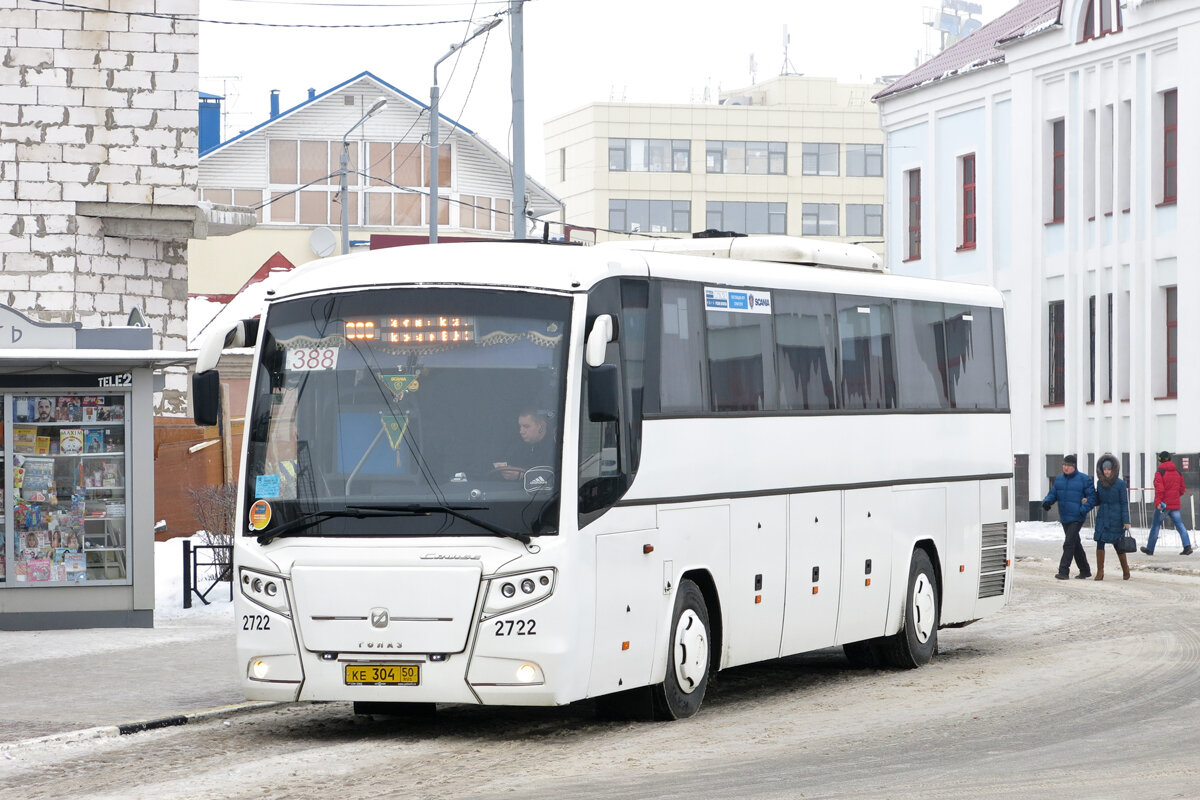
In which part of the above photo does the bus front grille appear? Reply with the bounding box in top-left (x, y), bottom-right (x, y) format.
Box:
top-left (978, 521), bottom-right (1009, 598)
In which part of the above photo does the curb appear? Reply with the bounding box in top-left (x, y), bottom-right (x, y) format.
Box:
top-left (0, 701), bottom-right (281, 753)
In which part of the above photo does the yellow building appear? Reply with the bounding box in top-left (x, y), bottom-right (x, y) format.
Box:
top-left (543, 75), bottom-right (887, 256)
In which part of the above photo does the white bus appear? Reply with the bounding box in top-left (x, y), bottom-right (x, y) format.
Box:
top-left (194, 235), bottom-right (1012, 720)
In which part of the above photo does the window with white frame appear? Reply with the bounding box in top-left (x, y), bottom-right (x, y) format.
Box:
top-left (802, 143), bottom-right (839, 176)
top-left (846, 204), bottom-right (881, 237)
top-left (846, 144), bottom-right (883, 177)
top-left (801, 203), bottom-right (839, 236)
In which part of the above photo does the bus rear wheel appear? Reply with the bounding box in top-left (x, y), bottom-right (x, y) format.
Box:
top-left (878, 548), bottom-right (939, 669)
top-left (651, 579), bottom-right (711, 720)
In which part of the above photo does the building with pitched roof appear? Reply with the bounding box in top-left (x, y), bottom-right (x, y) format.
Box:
top-left (190, 71), bottom-right (562, 296)
top-left (875, 0), bottom-right (1200, 522)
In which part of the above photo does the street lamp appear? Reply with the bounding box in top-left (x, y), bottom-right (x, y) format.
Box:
top-left (430, 16), bottom-right (503, 243)
top-left (340, 96), bottom-right (388, 255)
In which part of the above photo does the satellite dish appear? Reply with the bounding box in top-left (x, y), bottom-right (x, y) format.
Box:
top-left (310, 226), bottom-right (337, 257)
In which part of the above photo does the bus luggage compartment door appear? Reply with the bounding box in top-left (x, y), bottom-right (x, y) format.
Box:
top-left (835, 487), bottom-right (893, 645)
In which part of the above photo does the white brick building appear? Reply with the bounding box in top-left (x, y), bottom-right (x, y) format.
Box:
top-left (0, 0), bottom-right (245, 411)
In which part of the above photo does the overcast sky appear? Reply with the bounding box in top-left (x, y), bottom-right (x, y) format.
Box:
top-left (199, 0), bottom-right (1019, 182)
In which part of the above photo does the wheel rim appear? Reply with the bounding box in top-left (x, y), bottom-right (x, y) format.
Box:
top-left (672, 609), bottom-right (708, 693)
top-left (911, 572), bottom-right (936, 643)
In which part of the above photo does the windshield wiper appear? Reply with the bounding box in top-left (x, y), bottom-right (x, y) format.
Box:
top-left (348, 503), bottom-right (531, 545)
top-left (256, 508), bottom-right (406, 546)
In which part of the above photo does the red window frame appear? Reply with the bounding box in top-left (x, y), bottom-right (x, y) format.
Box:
top-left (905, 168), bottom-right (921, 261)
top-left (1051, 121), bottom-right (1065, 223)
top-left (960, 153), bottom-right (976, 250)
top-left (1163, 89), bottom-right (1178, 205)
top-left (1166, 286), bottom-right (1178, 398)
top-left (1079, 0), bottom-right (1123, 43)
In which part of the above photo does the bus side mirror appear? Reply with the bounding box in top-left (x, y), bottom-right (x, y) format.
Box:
top-left (588, 364), bottom-right (619, 422)
top-left (586, 313), bottom-right (614, 368)
top-left (193, 369), bottom-right (221, 427)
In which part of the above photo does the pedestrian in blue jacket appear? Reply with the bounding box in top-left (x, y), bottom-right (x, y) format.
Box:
top-left (1091, 453), bottom-right (1131, 580)
top-left (1042, 454), bottom-right (1096, 580)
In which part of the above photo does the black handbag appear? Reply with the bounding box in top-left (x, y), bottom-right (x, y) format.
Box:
top-left (1116, 531), bottom-right (1137, 554)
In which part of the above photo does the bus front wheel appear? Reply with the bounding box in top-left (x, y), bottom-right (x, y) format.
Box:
top-left (651, 579), bottom-right (711, 720)
top-left (878, 548), bottom-right (940, 669)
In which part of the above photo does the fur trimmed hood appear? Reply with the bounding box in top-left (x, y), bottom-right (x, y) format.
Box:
top-left (1097, 453), bottom-right (1121, 489)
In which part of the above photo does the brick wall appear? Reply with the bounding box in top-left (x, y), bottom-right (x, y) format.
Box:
top-left (0, 0), bottom-right (198, 412)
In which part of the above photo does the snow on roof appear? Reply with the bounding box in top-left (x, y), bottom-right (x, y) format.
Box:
top-left (874, 0), bottom-right (1061, 101)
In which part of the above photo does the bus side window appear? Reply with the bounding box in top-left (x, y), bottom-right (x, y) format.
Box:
top-left (579, 351), bottom-right (624, 516)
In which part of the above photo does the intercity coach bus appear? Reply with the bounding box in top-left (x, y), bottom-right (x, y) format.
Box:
top-left (193, 235), bottom-right (1013, 720)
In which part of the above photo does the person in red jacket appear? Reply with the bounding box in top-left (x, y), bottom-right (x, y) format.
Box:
top-left (1141, 451), bottom-right (1194, 556)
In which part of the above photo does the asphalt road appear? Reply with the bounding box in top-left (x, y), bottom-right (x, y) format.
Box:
top-left (3, 542), bottom-right (1198, 800)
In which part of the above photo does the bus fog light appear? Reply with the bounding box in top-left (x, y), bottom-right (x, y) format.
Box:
top-left (252, 659), bottom-right (270, 679)
top-left (516, 663), bottom-right (538, 683)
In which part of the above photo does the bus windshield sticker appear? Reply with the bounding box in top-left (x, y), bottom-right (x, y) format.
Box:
top-left (382, 373), bottom-right (420, 398)
top-left (248, 499), bottom-right (272, 531)
top-left (255, 474), bottom-right (281, 499)
top-left (704, 287), bottom-right (772, 315)
top-left (287, 346), bottom-right (340, 372)
top-left (381, 414), bottom-right (410, 450)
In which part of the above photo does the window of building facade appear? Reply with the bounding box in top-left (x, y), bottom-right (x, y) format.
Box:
top-left (1163, 89), bottom-right (1178, 205)
top-left (802, 143), bottom-right (839, 176)
top-left (705, 202), bottom-right (785, 235)
top-left (266, 138), bottom-right (446, 227)
top-left (609, 199), bottom-right (690, 233)
top-left (905, 168), bottom-right (921, 261)
top-left (801, 203), bottom-right (839, 236)
top-left (1106, 293), bottom-right (1114, 401)
top-left (1078, 0), bottom-right (1122, 42)
top-left (609, 139), bottom-right (690, 172)
top-left (1048, 300), bottom-right (1065, 406)
top-left (1050, 120), bottom-right (1065, 222)
top-left (846, 144), bottom-right (883, 177)
top-left (706, 141), bottom-right (785, 175)
top-left (959, 153), bottom-right (976, 249)
top-left (1089, 295), bottom-right (1096, 403)
top-left (1166, 286), bottom-right (1178, 398)
top-left (846, 204), bottom-right (882, 237)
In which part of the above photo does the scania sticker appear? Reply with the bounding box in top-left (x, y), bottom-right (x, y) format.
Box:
top-left (248, 499), bottom-right (272, 531)
top-left (704, 286), bottom-right (772, 315)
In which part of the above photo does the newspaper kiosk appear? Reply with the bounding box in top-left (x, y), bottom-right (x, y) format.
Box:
top-left (0, 305), bottom-right (192, 630)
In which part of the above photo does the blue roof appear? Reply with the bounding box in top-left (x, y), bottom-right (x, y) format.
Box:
top-left (199, 91), bottom-right (223, 101)
top-left (200, 71), bottom-right (474, 158)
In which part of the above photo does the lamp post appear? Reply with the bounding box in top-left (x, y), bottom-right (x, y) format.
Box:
top-left (340, 96), bottom-right (388, 255)
top-left (430, 16), bottom-right (503, 243)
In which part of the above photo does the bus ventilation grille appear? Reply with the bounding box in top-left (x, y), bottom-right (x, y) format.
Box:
top-left (978, 522), bottom-right (1009, 598)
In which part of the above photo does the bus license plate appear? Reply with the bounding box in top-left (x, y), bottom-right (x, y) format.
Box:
top-left (344, 664), bottom-right (420, 686)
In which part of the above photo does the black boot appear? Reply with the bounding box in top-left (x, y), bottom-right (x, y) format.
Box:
top-left (1182, 546), bottom-right (1194, 556)
top-left (1140, 546), bottom-right (1154, 555)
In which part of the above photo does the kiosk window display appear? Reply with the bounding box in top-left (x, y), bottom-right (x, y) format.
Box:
top-left (3, 393), bottom-right (129, 584)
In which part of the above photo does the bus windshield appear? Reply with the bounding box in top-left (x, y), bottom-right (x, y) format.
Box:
top-left (243, 287), bottom-right (570, 541)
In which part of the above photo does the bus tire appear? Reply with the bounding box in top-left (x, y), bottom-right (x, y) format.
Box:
top-left (842, 639), bottom-right (882, 668)
top-left (878, 548), bottom-right (939, 669)
top-left (651, 579), bottom-right (711, 720)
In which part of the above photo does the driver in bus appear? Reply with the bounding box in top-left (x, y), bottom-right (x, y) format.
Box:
top-left (494, 408), bottom-right (554, 480)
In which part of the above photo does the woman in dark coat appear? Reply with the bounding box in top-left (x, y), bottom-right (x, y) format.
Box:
top-left (1092, 453), bottom-right (1132, 580)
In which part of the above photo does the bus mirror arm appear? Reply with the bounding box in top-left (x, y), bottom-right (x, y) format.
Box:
top-left (585, 314), bottom-right (614, 368)
top-left (195, 317), bottom-right (261, 373)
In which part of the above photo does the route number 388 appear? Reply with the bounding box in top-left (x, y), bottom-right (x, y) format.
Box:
top-left (287, 347), bottom-right (339, 372)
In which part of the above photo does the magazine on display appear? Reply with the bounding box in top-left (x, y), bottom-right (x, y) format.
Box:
top-left (60, 428), bottom-right (83, 455)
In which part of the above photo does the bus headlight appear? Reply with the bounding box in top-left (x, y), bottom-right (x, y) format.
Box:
top-left (240, 567), bottom-right (292, 618)
top-left (482, 568), bottom-right (556, 617)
